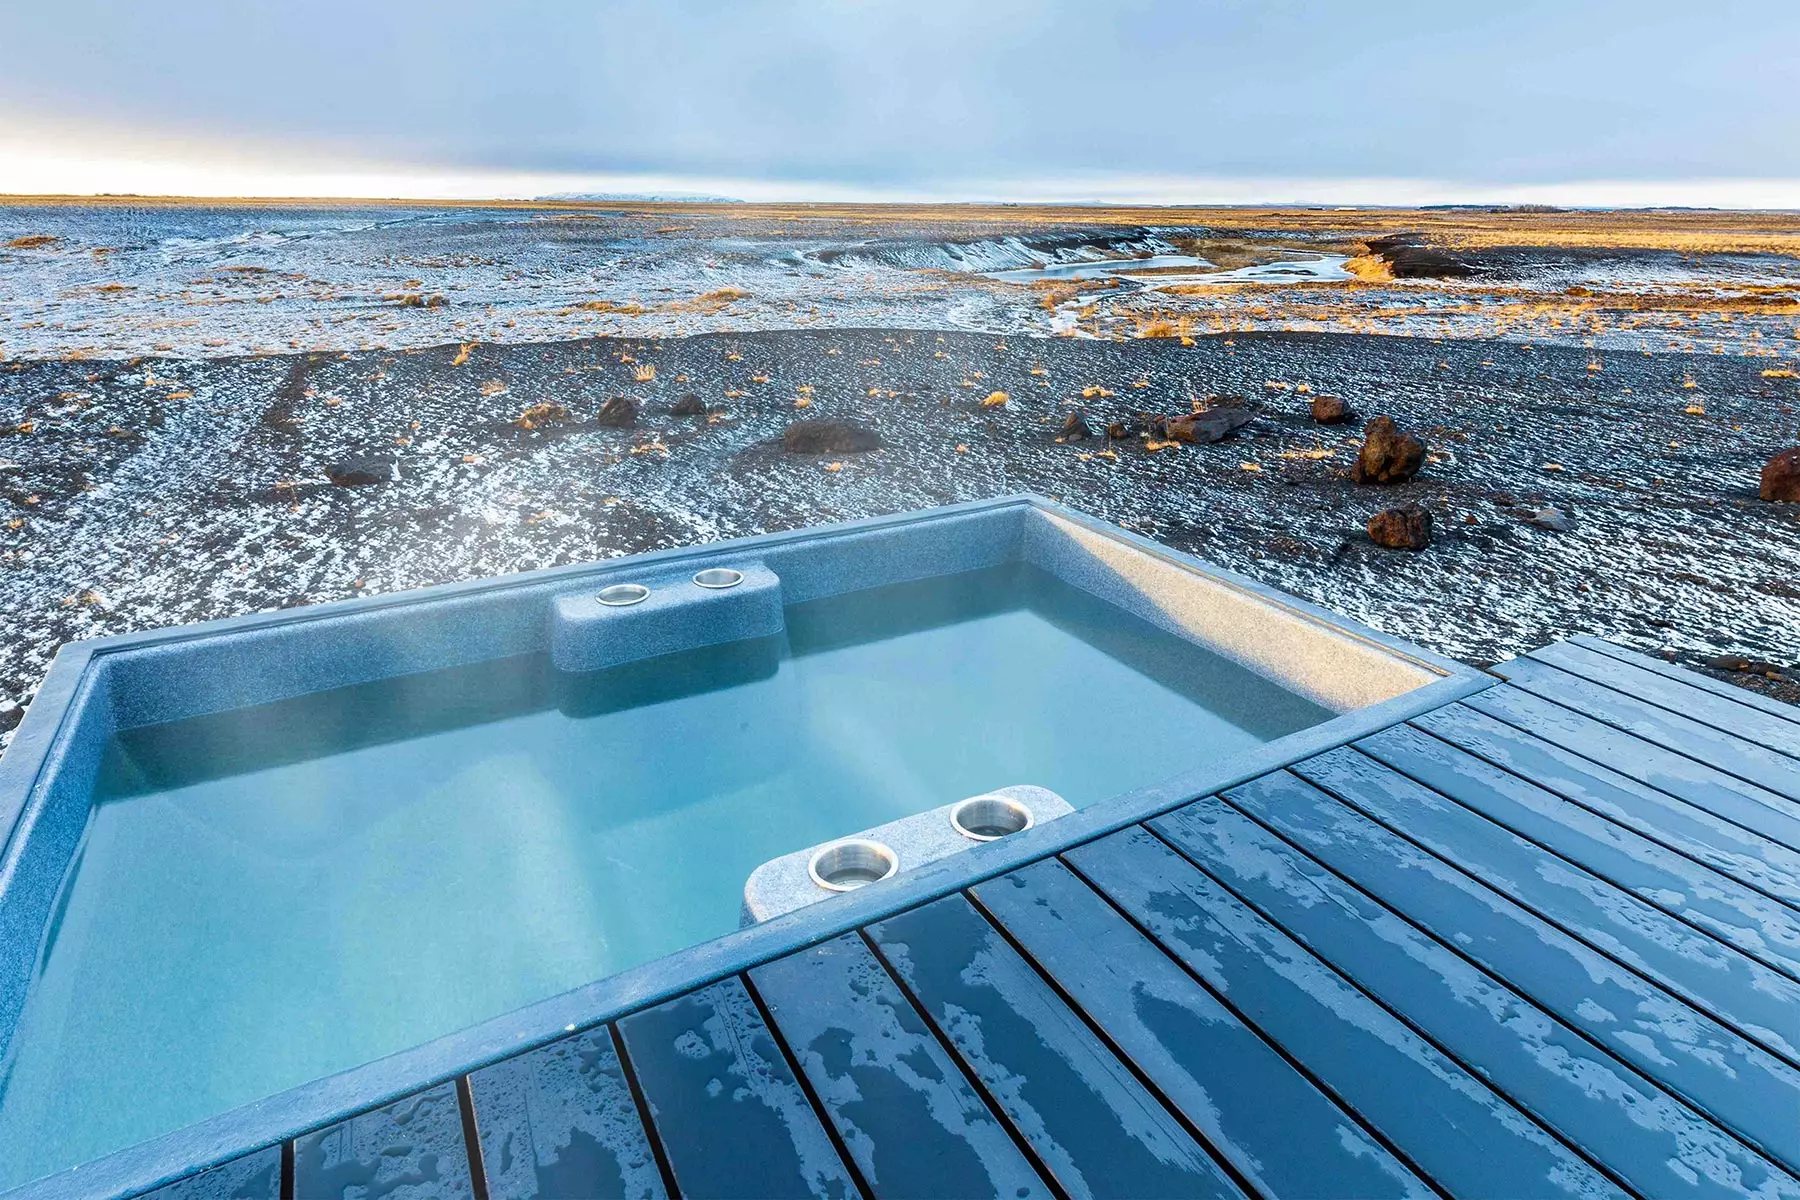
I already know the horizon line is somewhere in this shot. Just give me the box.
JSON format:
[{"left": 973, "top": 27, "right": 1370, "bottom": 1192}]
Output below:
[{"left": 5, "top": 193, "right": 1800, "bottom": 216}]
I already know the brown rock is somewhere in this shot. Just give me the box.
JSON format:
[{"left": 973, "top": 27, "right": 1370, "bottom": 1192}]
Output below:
[
  {"left": 1310, "top": 394, "right": 1353, "bottom": 424},
  {"left": 670, "top": 393, "right": 706, "bottom": 416},
  {"left": 596, "top": 396, "right": 638, "bottom": 428},
  {"left": 1352, "top": 416, "right": 1426, "bottom": 485},
  {"left": 1104, "top": 420, "right": 1131, "bottom": 440},
  {"left": 1367, "top": 503, "right": 1432, "bottom": 550},
  {"left": 1761, "top": 448, "right": 1800, "bottom": 501},
  {"left": 782, "top": 419, "right": 882, "bottom": 454},
  {"left": 1164, "top": 407, "right": 1255, "bottom": 444},
  {"left": 1060, "top": 410, "right": 1093, "bottom": 441},
  {"left": 326, "top": 454, "right": 399, "bottom": 487},
  {"left": 1708, "top": 654, "right": 1788, "bottom": 678}
]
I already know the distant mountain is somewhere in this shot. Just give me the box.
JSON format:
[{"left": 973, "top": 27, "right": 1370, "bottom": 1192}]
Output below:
[{"left": 538, "top": 191, "right": 745, "bottom": 203}]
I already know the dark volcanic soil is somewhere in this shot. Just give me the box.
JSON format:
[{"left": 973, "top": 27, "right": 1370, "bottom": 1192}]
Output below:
[{"left": 2, "top": 326, "right": 1797, "bottom": 740}]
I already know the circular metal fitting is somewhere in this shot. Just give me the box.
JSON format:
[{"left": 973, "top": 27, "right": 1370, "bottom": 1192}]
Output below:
[
  {"left": 692, "top": 568, "right": 745, "bottom": 589},
  {"left": 596, "top": 583, "right": 651, "bottom": 606},
  {"left": 807, "top": 839, "right": 899, "bottom": 892},
  {"left": 950, "top": 795, "right": 1035, "bottom": 842}
]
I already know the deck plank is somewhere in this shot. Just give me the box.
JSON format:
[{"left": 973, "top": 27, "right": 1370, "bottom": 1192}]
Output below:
[
  {"left": 1228, "top": 767, "right": 1800, "bottom": 1175},
  {"left": 291, "top": 1082, "right": 475, "bottom": 1200},
  {"left": 1150, "top": 792, "right": 1800, "bottom": 1200},
  {"left": 1466, "top": 683, "right": 1800, "bottom": 850},
  {"left": 1372, "top": 720, "right": 1800, "bottom": 974},
  {"left": 1065, "top": 827, "right": 1625, "bottom": 1200},
  {"left": 972, "top": 858, "right": 1433, "bottom": 1200},
  {"left": 466, "top": 1026, "right": 666, "bottom": 1200},
  {"left": 1492, "top": 658, "right": 1800, "bottom": 801},
  {"left": 1569, "top": 635, "right": 1800, "bottom": 728},
  {"left": 1539, "top": 640, "right": 1800, "bottom": 741},
  {"left": 1304, "top": 739, "right": 1800, "bottom": 1065},
  {"left": 1415, "top": 702, "right": 1800, "bottom": 909},
  {"left": 139, "top": 1148, "right": 281, "bottom": 1200},
  {"left": 616, "top": 977, "right": 857, "bottom": 1200},
  {"left": 750, "top": 933, "right": 1049, "bottom": 1200},
  {"left": 868, "top": 893, "right": 1244, "bottom": 1200}
]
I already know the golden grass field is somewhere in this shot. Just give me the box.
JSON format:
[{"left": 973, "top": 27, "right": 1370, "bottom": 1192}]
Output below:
[{"left": 7, "top": 195, "right": 1800, "bottom": 256}]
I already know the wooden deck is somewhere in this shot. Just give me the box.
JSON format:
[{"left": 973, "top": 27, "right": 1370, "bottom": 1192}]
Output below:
[{"left": 142, "top": 638, "right": 1800, "bottom": 1200}]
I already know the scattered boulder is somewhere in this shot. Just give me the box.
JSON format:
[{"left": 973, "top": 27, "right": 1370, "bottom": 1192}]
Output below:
[
  {"left": 1105, "top": 419, "right": 1132, "bottom": 440},
  {"left": 596, "top": 396, "right": 638, "bottom": 428},
  {"left": 1525, "top": 506, "right": 1572, "bottom": 532},
  {"left": 1707, "top": 654, "right": 1791, "bottom": 679},
  {"left": 326, "top": 454, "right": 399, "bottom": 487},
  {"left": 1761, "top": 448, "right": 1800, "bottom": 501},
  {"left": 782, "top": 419, "right": 881, "bottom": 454},
  {"left": 1310, "top": 394, "right": 1354, "bottom": 424},
  {"left": 1164, "top": 407, "right": 1255, "bottom": 444},
  {"left": 1060, "top": 410, "right": 1093, "bottom": 441},
  {"left": 671, "top": 392, "right": 706, "bottom": 416},
  {"left": 1352, "top": 416, "right": 1426, "bottom": 485},
  {"left": 1367, "top": 504, "right": 1432, "bottom": 550}
]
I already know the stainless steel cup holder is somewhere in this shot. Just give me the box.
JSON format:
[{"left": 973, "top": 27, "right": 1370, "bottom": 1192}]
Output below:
[
  {"left": 596, "top": 583, "right": 651, "bottom": 607},
  {"left": 807, "top": 839, "right": 899, "bottom": 892},
  {"left": 949, "top": 794, "right": 1035, "bottom": 842},
  {"left": 693, "top": 568, "right": 745, "bottom": 590}
]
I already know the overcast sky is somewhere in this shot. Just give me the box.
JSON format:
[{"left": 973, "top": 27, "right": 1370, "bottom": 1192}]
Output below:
[{"left": 3, "top": 0, "right": 1797, "bottom": 204}]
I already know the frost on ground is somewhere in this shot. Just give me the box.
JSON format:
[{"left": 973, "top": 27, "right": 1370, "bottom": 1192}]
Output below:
[
  {"left": 2, "top": 319, "right": 1797, "bottom": 748},
  {"left": 2, "top": 203, "right": 1798, "bottom": 746}
]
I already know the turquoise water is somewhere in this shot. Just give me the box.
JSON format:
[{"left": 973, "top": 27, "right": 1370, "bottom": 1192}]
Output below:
[{"left": 0, "top": 564, "right": 1330, "bottom": 1185}]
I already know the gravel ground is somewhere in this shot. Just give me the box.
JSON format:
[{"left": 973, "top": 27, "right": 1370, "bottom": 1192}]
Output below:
[{"left": 3, "top": 323, "right": 1797, "bottom": 745}]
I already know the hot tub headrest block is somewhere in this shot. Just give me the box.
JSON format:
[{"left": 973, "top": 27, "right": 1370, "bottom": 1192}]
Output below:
[{"left": 551, "top": 560, "right": 784, "bottom": 673}]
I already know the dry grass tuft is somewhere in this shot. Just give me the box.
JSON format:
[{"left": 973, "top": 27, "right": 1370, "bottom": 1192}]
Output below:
[
  {"left": 1343, "top": 255, "right": 1395, "bottom": 283},
  {"left": 632, "top": 363, "right": 657, "bottom": 382},
  {"left": 1133, "top": 312, "right": 1194, "bottom": 340},
  {"left": 5, "top": 235, "right": 59, "bottom": 250},
  {"left": 573, "top": 300, "right": 646, "bottom": 316},
  {"left": 981, "top": 391, "right": 1010, "bottom": 408},
  {"left": 667, "top": 287, "right": 751, "bottom": 315},
  {"left": 514, "top": 401, "right": 570, "bottom": 430}
]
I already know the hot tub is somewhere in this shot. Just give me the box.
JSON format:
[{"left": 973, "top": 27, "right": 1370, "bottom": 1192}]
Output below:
[{"left": 0, "top": 495, "right": 1468, "bottom": 1189}]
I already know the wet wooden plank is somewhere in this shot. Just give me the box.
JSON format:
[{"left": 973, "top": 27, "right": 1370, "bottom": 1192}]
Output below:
[
  {"left": 1466, "top": 683, "right": 1800, "bottom": 852},
  {"left": 1066, "top": 826, "right": 1626, "bottom": 1200},
  {"left": 1151, "top": 789, "right": 1800, "bottom": 1200},
  {"left": 1492, "top": 657, "right": 1800, "bottom": 802},
  {"left": 1540, "top": 640, "right": 1800, "bottom": 743},
  {"left": 1374, "top": 719, "right": 1800, "bottom": 974},
  {"left": 1227, "top": 767, "right": 1800, "bottom": 1177},
  {"left": 750, "top": 933, "right": 1047, "bottom": 1200},
  {"left": 1570, "top": 635, "right": 1800, "bottom": 728},
  {"left": 972, "top": 857, "right": 1432, "bottom": 1200},
  {"left": 1307, "top": 738, "right": 1800, "bottom": 1066},
  {"left": 868, "top": 894, "right": 1243, "bottom": 1200},
  {"left": 616, "top": 977, "right": 856, "bottom": 1200},
  {"left": 140, "top": 1148, "right": 281, "bottom": 1200},
  {"left": 292, "top": 1082, "right": 475, "bottom": 1200},
  {"left": 467, "top": 1026, "right": 666, "bottom": 1200},
  {"left": 1416, "top": 702, "right": 1800, "bottom": 910}
]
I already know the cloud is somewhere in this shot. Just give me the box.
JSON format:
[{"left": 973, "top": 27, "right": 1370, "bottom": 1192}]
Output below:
[{"left": 3, "top": 0, "right": 1797, "bottom": 201}]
